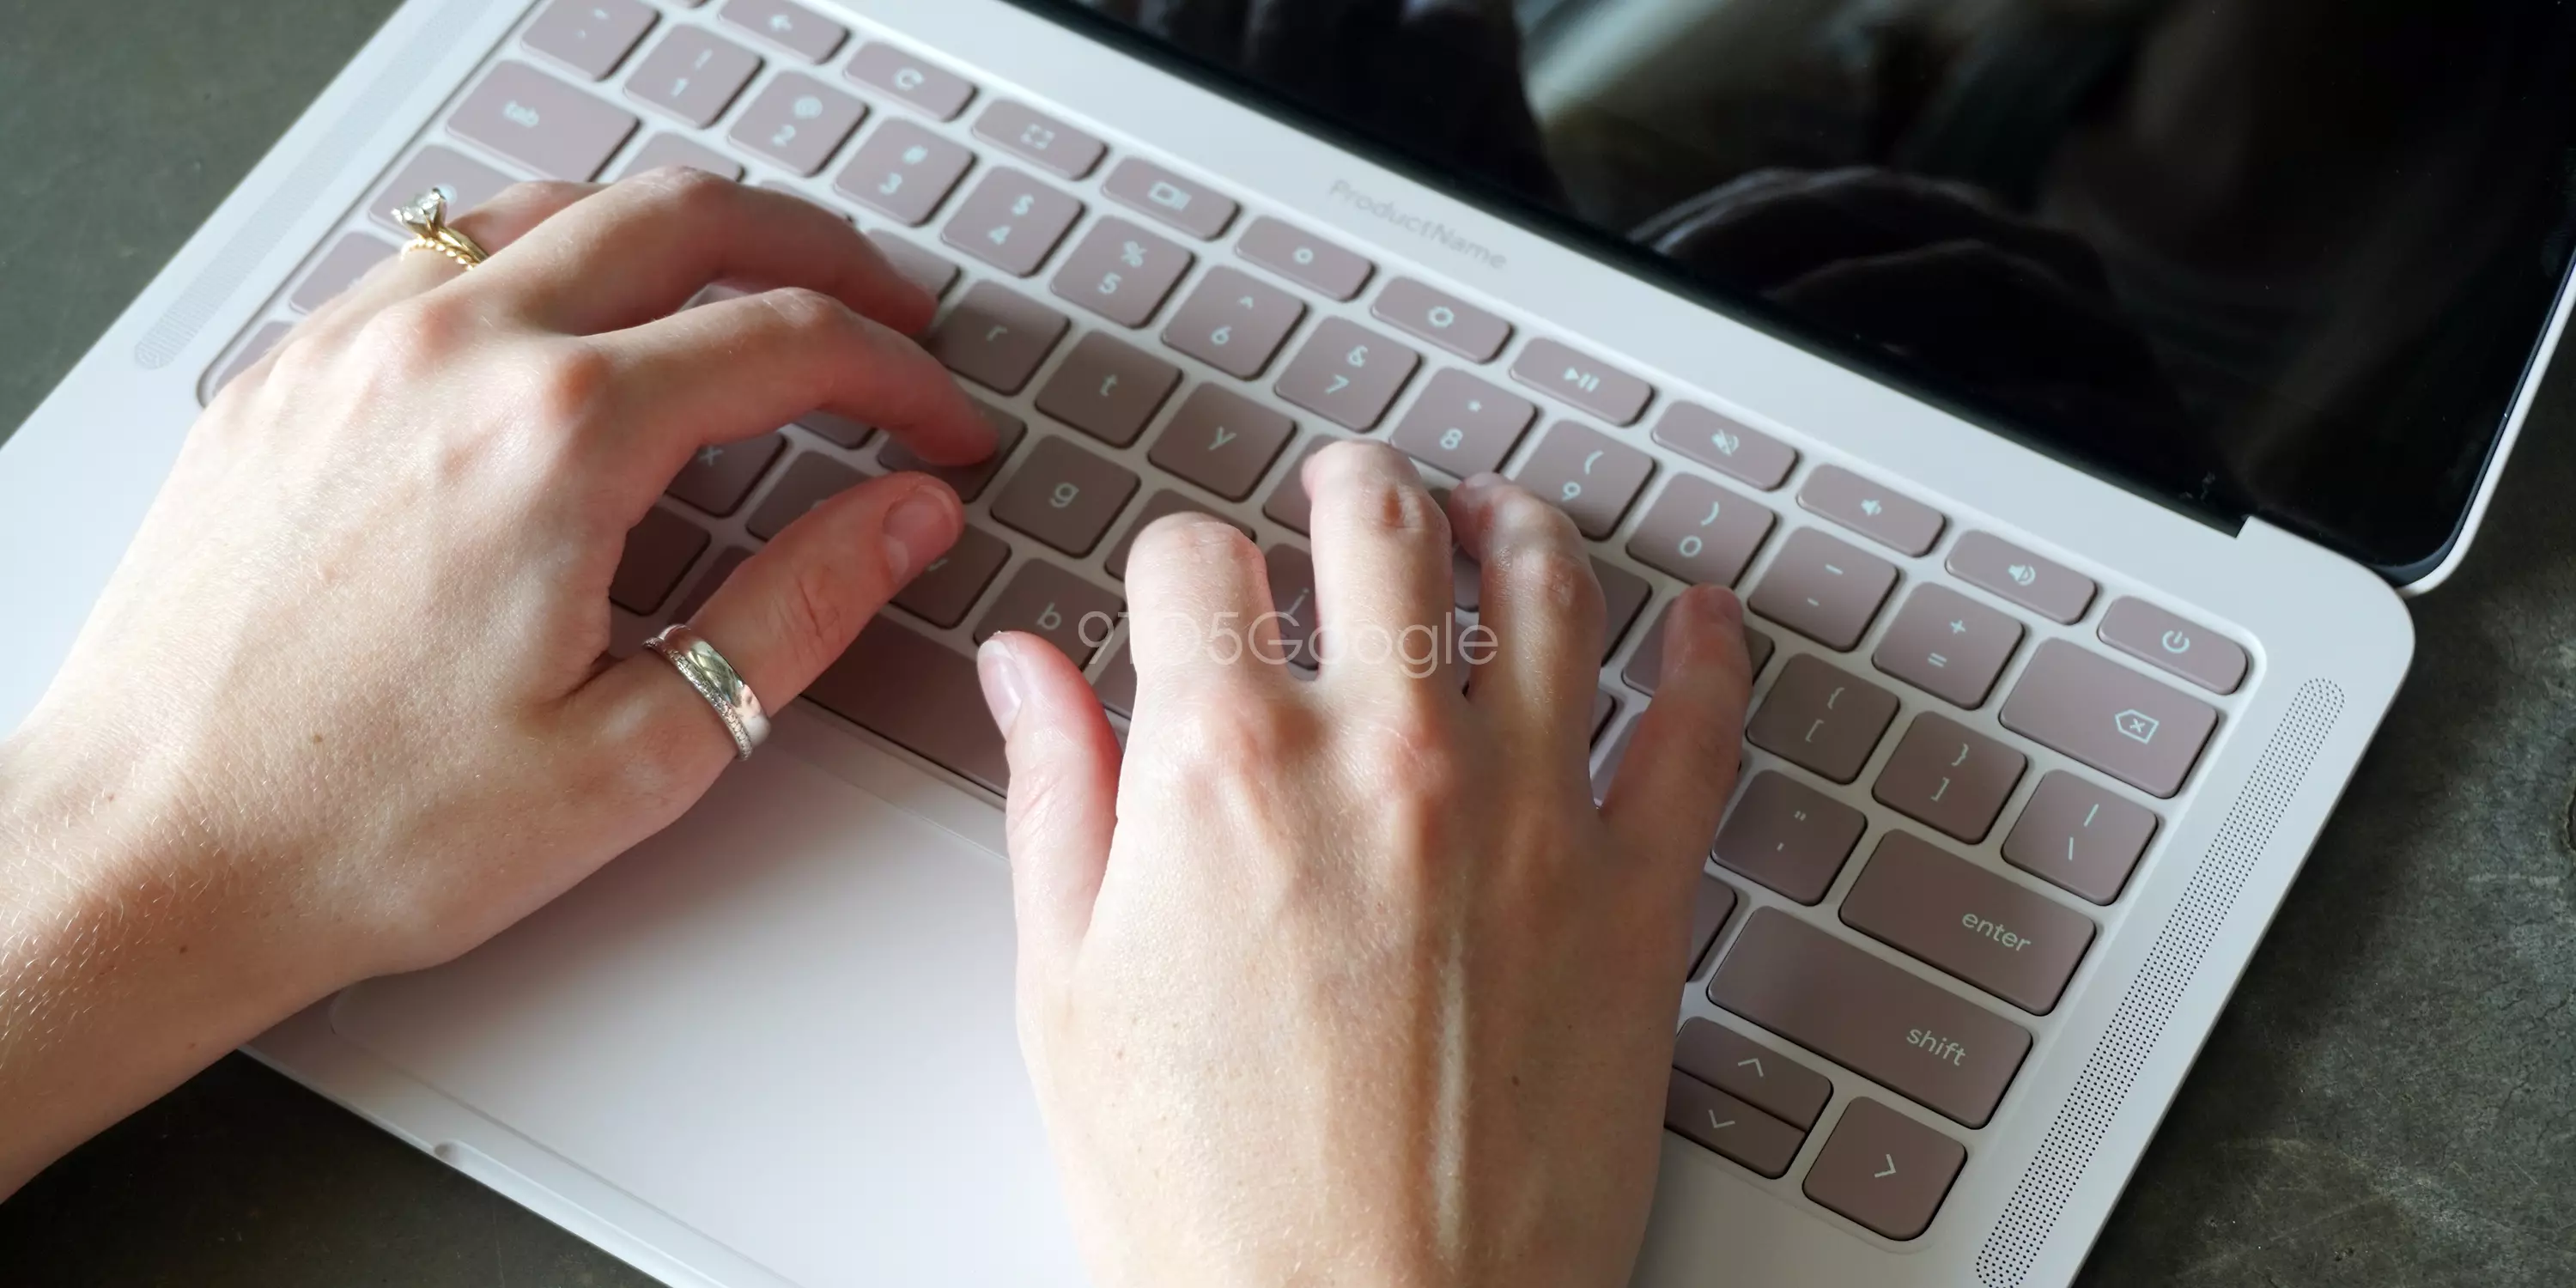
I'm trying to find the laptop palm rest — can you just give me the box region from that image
[329,750,1081,1285]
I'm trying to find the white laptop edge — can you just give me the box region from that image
[0,0,2466,1285]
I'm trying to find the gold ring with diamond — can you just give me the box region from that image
[393,188,490,270]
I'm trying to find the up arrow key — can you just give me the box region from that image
[1737,1057,1765,1078]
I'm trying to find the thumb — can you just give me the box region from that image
[978,631,1121,969]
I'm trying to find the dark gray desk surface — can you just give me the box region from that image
[2,2,2572,1284]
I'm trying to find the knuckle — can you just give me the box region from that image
[635,163,738,217]
[1492,544,1604,620]
[1161,690,1306,781]
[1134,511,1256,574]
[756,285,855,336]
[513,340,620,428]
[770,556,866,668]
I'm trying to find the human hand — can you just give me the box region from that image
[982,444,1754,1287]
[0,170,993,1191]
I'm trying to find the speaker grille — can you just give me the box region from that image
[133,0,502,370]
[1974,679,2344,1286]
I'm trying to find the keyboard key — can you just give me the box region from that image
[1237,216,1373,300]
[2099,598,2246,695]
[845,42,976,120]
[1277,319,1419,430]
[2000,641,2219,799]
[728,72,866,175]
[794,409,872,450]
[1747,528,1899,652]
[1511,422,1653,539]
[1653,403,1797,491]
[1746,656,1899,785]
[1596,559,1653,661]
[1713,771,1867,905]
[806,619,1005,793]
[944,168,1083,277]
[1674,1022,1832,1136]
[671,546,751,623]
[1148,386,1296,501]
[623,27,760,129]
[1872,714,2027,844]
[894,525,1011,628]
[202,321,290,404]
[611,507,708,613]
[1052,217,1194,327]
[1105,490,1250,580]
[1104,157,1238,240]
[1035,333,1182,448]
[1237,545,1321,669]
[1685,874,1739,979]
[878,403,1028,503]
[2002,772,2160,905]
[1372,278,1510,362]
[369,146,514,235]
[1389,370,1534,478]
[834,118,973,225]
[522,0,655,80]
[1621,602,1775,696]
[1947,532,2095,625]
[1626,474,1774,587]
[290,233,396,313]
[866,233,960,299]
[1710,909,2032,1129]
[928,282,1068,393]
[1592,690,1619,745]
[1163,267,1304,379]
[618,131,744,180]
[975,100,1105,179]
[745,452,862,540]
[1872,584,2024,709]
[1092,640,1139,718]
[992,437,1140,556]
[1260,439,1333,535]
[1844,832,2094,1015]
[1510,337,1653,426]
[1664,1070,1804,1180]
[1803,1099,1967,1241]
[667,432,786,517]
[974,560,1125,668]
[453,61,638,181]
[1799,465,1946,557]
[718,0,845,62]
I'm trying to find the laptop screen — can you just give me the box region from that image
[1031,0,2576,575]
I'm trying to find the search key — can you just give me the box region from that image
[2099,598,2247,695]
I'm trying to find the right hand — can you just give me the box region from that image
[981,443,1754,1286]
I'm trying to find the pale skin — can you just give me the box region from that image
[0,172,1752,1286]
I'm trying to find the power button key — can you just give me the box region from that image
[2098,597,2247,695]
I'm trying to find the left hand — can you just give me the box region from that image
[0,168,994,1194]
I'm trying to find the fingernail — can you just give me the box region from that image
[881,485,959,583]
[976,637,1025,737]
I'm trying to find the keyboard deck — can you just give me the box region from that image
[204,0,2263,1249]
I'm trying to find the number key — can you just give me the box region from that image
[1509,422,1655,539]
[727,72,866,176]
[1388,370,1534,478]
[1163,267,1304,379]
[1050,217,1194,328]
[1275,318,1419,430]
[942,168,1083,277]
[834,118,973,226]
[1626,474,1775,587]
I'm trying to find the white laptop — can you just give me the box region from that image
[7,0,2570,1284]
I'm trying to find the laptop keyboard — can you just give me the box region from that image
[203,0,2262,1247]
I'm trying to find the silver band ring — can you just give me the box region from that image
[645,625,770,761]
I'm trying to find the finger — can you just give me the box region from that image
[594,288,996,491]
[572,472,963,757]
[1121,512,1291,713]
[980,632,1123,967]
[460,167,937,337]
[1602,585,1754,875]
[1302,440,1454,690]
[1450,473,1607,748]
[306,180,602,333]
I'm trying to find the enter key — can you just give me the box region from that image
[1842,832,2097,1015]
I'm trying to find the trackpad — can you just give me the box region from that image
[331,752,1078,1285]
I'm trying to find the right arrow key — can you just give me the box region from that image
[1804,1099,1968,1241]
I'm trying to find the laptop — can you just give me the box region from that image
[5,0,2570,1283]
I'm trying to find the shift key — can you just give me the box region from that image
[1710,909,2031,1128]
